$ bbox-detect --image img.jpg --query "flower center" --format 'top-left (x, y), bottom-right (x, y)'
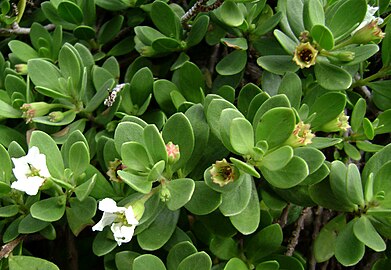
top-left (27, 164), bottom-right (41, 177)
top-left (219, 166), bottom-right (234, 180)
top-left (298, 49), bottom-right (314, 63)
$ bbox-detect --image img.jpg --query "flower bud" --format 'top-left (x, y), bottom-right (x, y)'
top-left (21, 102), bottom-right (54, 123)
top-left (159, 184), bottom-right (171, 202)
top-left (210, 159), bottom-right (239, 187)
top-left (351, 20), bottom-right (385, 44)
top-left (293, 42), bottom-right (318, 69)
top-left (327, 51), bottom-right (355, 62)
top-left (284, 121), bottom-right (315, 147)
top-left (317, 112), bottom-right (350, 132)
top-left (15, 64), bottom-right (28, 75)
top-left (48, 111), bottom-right (64, 122)
top-left (166, 142), bottom-right (180, 164)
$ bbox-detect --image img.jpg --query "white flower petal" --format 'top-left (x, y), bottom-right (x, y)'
top-left (98, 198), bottom-right (125, 213)
top-left (111, 223), bottom-right (135, 246)
top-left (92, 212), bottom-right (117, 231)
top-left (27, 147), bottom-right (51, 178)
top-left (11, 176), bottom-right (45, 195)
top-left (124, 206), bottom-right (139, 226)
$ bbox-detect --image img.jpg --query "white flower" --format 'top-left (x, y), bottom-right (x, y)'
top-left (11, 146), bottom-right (50, 195)
top-left (352, 5), bottom-right (384, 35)
top-left (92, 198), bottom-right (139, 246)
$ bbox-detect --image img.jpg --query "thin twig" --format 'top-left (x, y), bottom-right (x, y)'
top-left (278, 203), bottom-right (291, 229)
top-left (286, 207), bottom-right (312, 256)
top-left (0, 22), bottom-right (55, 35)
top-left (66, 227), bottom-right (78, 270)
top-left (0, 236), bottom-right (26, 259)
top-left (309, 206), bottom-right (323, 270)
top-left (181, 0), bottom-right (223, 26)
top-left (208, 43), bottom-right (220, 76)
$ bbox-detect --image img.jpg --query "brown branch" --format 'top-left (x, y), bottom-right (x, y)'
top-left (0, 22), bottom-right (55, 35)
top-left (286, 207), bottom-right (312, 256)
top-left (66, 227), bottom-right (78, 270)
top-left (277, 203), bottom-right (291, 229)
top-left (0, 236), bottom-right (26, 259)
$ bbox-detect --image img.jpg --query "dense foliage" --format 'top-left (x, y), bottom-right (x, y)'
top-left (0, 0), bottom-right (391, 269)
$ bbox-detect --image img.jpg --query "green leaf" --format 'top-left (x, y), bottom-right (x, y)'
top-left (0, 144), bottom-right (12, 182)
top-left (9, 40), bottom-right (39, 62)
top-left (143, 124), bottom-right (168, 164)
top-left (219, 174), bottom-right (252, 216)
top-left (115, 251), bottom-right (139, 270)
top-left (177, 252), bottom-right (212, 270)
top-left (58, 0), bottom-right (83, 25)
top-left (75, 174), bottom-right (96, 201)
top-left (18, 213), bottom-right (49, 233)
top-left (278, 72), bottom-right (302, 109)
top-left (223, 258), bottom-right (248, 270)
top-left (130, 67), bottom-right (154, 108)
top-left (166, 178), bottom-right (195, 211)
top-left (167, 241), bottom-right (197, 270)
top-left (346, 164), bottom-right (364, 206)
top-left (382, 19), bottom-right (391, 66)
top-left (326, 0), bottom-right (367, 39)
top-left (294, 147), bottom-right (325, 174)
top-left (0, 205), bottom-right (19, 217)
top-left (66, 197), bottom-right (96, 236)
top-left (216, 50), bottom-right (247, 76)
top-left (255, 107), bottom-right (295, 149)
top-left (0, 99), bottom-right (21, 118)
top-left (230, 158), bottom-right (260, 178)
top-left (217, 0), bottom-right (244, 27)
top-left (353, 215), bottom-right (386, 252)
top-left (92, 229), bottom-right (117, 256)
top-left (114, 122), bottom-right (144, 154)
top-left (187, 15), bottom-right (210, 47)
top-left (256, 261), bottom-right (279, 270)
top-left (97, 15), bottom-right (124, 44)
top-left (252, 11), bottom-right (282, 37)
top-left (229, 179), bottom-right (260, 234)
top-left (162, 113), bottom-right (195, 171)
top-left (28, 59), bottom-right (62, 92)
top-left (260, 156), bottom-right (309, 188)
top-left (314, 215), bottom-right (346, 262)
top-left (172, 62), bottom-right (205, 104)
top-left (309, 92), bottom-right (346, 129)
top-left (303, 0), bottom-right (325, 30)
top-left (185, 181), bottom-right (222, 215)
top-left (245, 223), bottom-right (283, 263)
top-left (137, 207), bottom-right (179, 250)
top-left (314, 61), bottom-right (352, 90)
top-left (335, 219), bottom-right (365, 266)
top-left (210, 237), bottom-right (239, 260)
top-left (9, 256), bottom-right (59, 270)
top-left (351, 98), bottom-right (366, 132)
top-left (311, 25), bottom-right (334, 50)
top-left (133, 254), bottom-right (166, 270)
top-left (118, 171), bottom-right (152, 194)
top-left (69, 141), bottom-right (90, 177)
top-left (58, 43), bottom-right (81, 91)
top-left (30, 195), bottom-right (66, 222)
top-left (151, 1), bottom-right (181, 40)
top-left (257, 55), bottom-right (299, 75)
top-left (30, 131), bottom-right (64, 179)
top-left (261, 145), bottom-right (293, 171)
top-left (121, 141), bottom-right (151, 172)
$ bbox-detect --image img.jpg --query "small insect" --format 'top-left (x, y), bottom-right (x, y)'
top-left (104, 83), bottom-right (126, 107)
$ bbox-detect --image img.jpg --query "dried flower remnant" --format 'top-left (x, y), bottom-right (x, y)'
top-left (285, 121), bottom-right (315, 148)
top-left (104, 83), bottom-right (126, 107)
top-left (11, 146), bottom-right (51, 195)
top-left (210, 159), bottom-right (238, 187)
top-left (293, 42), bottom-right (318, 69)
top-left (107, 159), bottom-right (127, 182)
top-left (351, 20), bottom-right (385, 44)
top-left (92, 198), bottom-right (140, 246)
